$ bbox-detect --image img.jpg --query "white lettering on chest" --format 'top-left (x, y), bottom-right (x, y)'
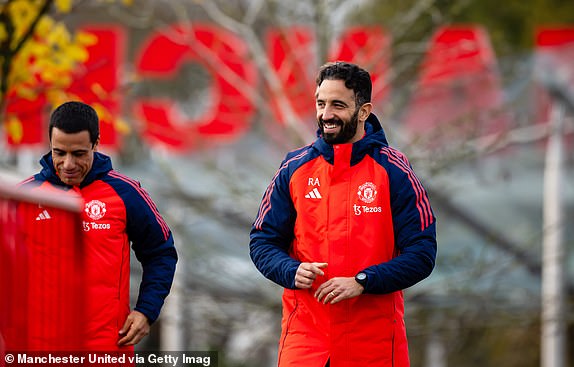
top-left (307, 177), bottom-right (321, 186)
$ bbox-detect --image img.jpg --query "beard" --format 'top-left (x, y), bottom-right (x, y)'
top-left (318, 109), bottom-right (360, 144)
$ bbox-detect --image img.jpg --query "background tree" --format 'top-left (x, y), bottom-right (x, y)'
top-left (0, 0), bottom-right (97, 143)
top-left (0, 0), bottom-right (135, 146)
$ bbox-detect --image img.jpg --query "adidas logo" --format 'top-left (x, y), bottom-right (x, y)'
top-left (305, 188), bottom-right (322, 199)
top-left (36, 209), bottom-right (52, 221)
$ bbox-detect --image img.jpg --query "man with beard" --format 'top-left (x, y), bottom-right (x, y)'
top-left (250, 62), bottom-right (437, 367)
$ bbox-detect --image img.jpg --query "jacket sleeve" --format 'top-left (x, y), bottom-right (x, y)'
top-left (249, 158), bottom-right (301, 289)
top-left (120, 179), bottom-right (178, 323)
top-left (361, 150), bottom-right (437, 294)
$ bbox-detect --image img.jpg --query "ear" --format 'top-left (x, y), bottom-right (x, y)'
top-left (93, 136), bottom-right (100, 151)
top-left (359, 102), bottom-right (372, 122)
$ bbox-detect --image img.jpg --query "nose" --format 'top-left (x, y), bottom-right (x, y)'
top-left (321, 106), bottom-right (334, 120)
top-left (63, 154), bottom-right (76, 169)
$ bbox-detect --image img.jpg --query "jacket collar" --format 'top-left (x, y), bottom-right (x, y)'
top-left (38, 151), bottom-right (113, 188)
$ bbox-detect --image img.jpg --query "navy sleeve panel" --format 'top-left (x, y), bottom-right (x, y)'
top-left (105, 172), bottom-right (178, 323)
top-left (134, 232), bottom-right (177, 323)
top-left (362, 148), bottom-right (437, 294)
top-left (249, 148), bottom-right (315, 289)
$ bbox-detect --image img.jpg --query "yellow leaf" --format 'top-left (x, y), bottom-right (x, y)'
top-left (114, 117), bottom-right (132, 135)
top-left (122, 0), bottom-right (134, 6)
top-left (5, 115), bottom-right (24, 144)
top-left (36, 17), bottom-right (55, 36)
top-left (27, 42), bottom-right (51, 58)
top-left (55, 0), bottom-right (73, 13)
top-left (0, 24), bottom-right (7, 41)
top-left (66, 44), bottom-right (89, 63)
top-left (90, 83), bottom-right (108, 99)
top-left (40, 68), bottom-right (59, 84)
top-left (45, 90), bottom-right (69, 106)
top-left (34, 58), bottom-right (58, 74)
top-left (8, 1), bottom-right (36, 40)
top-left (16, 86), bottom-right (39, 100)
top-left (76, 31), bottom-right (98, 46)
top-left (53, 74), bottom-right (72, 88)
top-left (92, 103), bottom-right (109, 121)
top-left (47, 23), bottom-right (71, 45)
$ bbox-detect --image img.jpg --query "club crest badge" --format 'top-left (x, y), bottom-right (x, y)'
top-left (357, 182), bottom-right (377, 204)
top-left (85, 200), bottom-right (107, 220)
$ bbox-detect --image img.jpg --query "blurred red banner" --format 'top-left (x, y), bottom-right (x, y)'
top-left (4, 24), bottom-right (573, 153)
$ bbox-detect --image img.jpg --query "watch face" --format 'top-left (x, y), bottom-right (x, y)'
top-left (356, 272), bottom-right (367, 282)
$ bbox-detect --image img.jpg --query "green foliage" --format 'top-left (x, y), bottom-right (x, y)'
top-left (359, 0), bottom-right (574, 55)
top-left (454, 0), bottom-right (574, 54)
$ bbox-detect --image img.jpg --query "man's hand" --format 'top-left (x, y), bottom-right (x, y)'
top-left (118, 310), bottom-right (150, 346)
top-left (314, 277), bottom-right (364, 304)
top-left (295, 262), bottom-right (328, 289)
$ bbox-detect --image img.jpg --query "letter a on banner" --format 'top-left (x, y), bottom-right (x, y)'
top-left (5, 93), bottom-right (46, 147)
top-left (5, 27), bottom-right (125, 151)
top-left (266, 27), bottom-right (317, 128)
top-left (403, 26), bottom-right (506, 146)
top-left (67, 26), bottom-right (126, 150)
top-left (134, 24), bottom-right (257, 152)
top-left (328, 26), bottom-right (391, 105)
top-left (266, 26), bottom-right (391, 128)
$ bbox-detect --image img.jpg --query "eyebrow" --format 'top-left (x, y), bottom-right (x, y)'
top-left (52, 147), bottom-right (90, 154)
top-left (315, 96), bottom-right (350, 107)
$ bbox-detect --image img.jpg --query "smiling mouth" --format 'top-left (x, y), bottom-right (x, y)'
top-left (322, 120), bottom-right (342, 131)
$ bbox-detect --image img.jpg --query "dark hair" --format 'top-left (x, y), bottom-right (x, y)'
top-left (49, 101), bottom-right (99, 146)
top-left (315, 61), bottom-right (372, 107)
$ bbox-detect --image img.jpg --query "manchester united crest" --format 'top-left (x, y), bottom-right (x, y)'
top-left (85, 200), bottom-right (107, 220)
top-left (357, 182), bottom-right (377, 204)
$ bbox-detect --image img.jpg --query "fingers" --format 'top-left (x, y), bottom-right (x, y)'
top-left (295, 262), bottom-right (328, 289)
top-left (318, 289), bottom-right (341, 304)
top-left (118, 324), bottom-right (148, 346)
top-left (314, 277), bottom-right (363, 304)
top-left (118, 311), bottom-right (150, 346)
top-left (295, 267), bottom-right (363, 305)
top-left (314, 282), bottom-right (341, 304)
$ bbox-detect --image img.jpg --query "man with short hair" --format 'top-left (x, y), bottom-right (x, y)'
top-left (21, 101), bottom-right (177, 350)
top-left (250, 62), bottom-right (437, 366)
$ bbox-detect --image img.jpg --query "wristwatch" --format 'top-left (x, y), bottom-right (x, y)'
top-left (355, 272), bottom-right (367, 287)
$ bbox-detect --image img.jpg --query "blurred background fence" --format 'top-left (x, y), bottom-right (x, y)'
top-left (0, 182), bottom-right (87, 352)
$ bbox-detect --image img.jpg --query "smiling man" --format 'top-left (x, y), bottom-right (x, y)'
top-left (20, 101), bottom-right (177, 351)
top-left (315, 75), bottom-right (368, 145)
top-left (250, 62), bottom-right (437, 367)
top-left (49, 112), bottom-right (99, 187)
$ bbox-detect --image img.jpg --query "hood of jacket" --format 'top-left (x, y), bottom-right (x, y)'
top-left (313, 113), bottom-right (389, 165)
top-left (37, 151), bottom-right (113, 189)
